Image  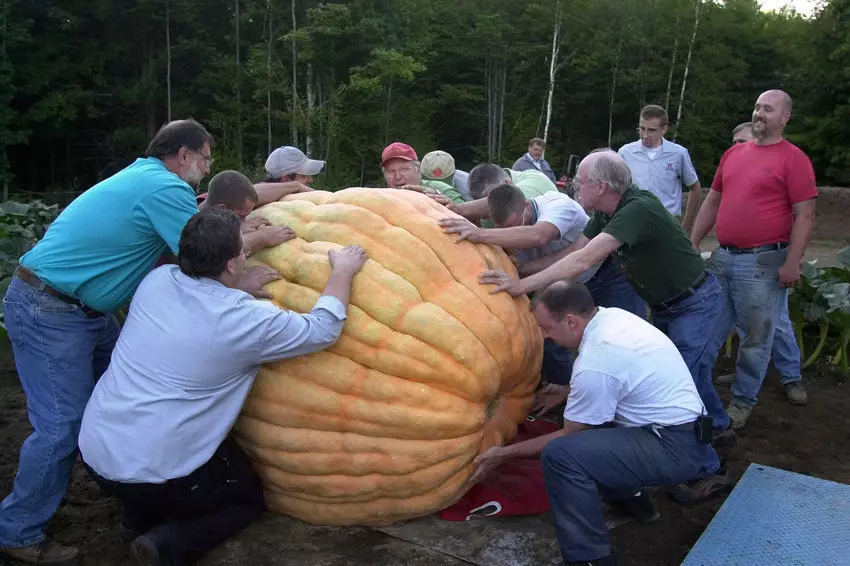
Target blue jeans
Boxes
[703,247,788,408]
[542,425,719,562]
[0,276,120,547]
[543,259,647,385]
[772,298,801,383]
[652,274,730,431]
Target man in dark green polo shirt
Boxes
[480,150,729,430]
[478,149,732,502]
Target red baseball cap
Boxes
[381,142,418,168]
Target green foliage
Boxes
[0,200,59,337]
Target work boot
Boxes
[0,538,79,565]
[712,425,737,448]
[782,381,808,406]
[611,490,660,523]
[714,373,735,386]
[667,461,734,505]
[726,402,752,429]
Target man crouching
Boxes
[78,209,367,565]
[470,281,723,566]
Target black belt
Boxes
[15,266,105,318]
[661,421,697,432]
[719,242,789,254]
[653,271,709,310]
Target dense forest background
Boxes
[1,0,848,203]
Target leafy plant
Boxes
[0,200,60,337]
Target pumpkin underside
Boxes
[234,188,543,526]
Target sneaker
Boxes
[565,555,616,566]
[129,535,161,566]
[783,381,808,406]
[712,426,738,448]
[667,463,734,505]
[0,538,80,565]
[726,402,752,429]
[715,373,735,386]
[611,490,660,523]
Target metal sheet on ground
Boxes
[683,463,850,566]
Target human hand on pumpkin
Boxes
[531,384,570,416]
[479,269,522,296]
[242,216,271,233]
[237,266,282,300]
[329,245,368,275]
[257,225,297,248]
[438,217,482,243]
[427,193,456,209]
[400,184,436,195]
[467,446,507,486]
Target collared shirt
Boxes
[618,139,699,216]
[564,307,705,427]
[511,154,557,183]
[516,192,600,283]
[19,157,199,312]
[79,265,347,483]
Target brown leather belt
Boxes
[15,266,105,318]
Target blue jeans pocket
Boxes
[755,248,787,268]
[34,292,81,314]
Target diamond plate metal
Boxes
[683,463,850,566]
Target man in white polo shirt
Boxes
[619,104,703,232]
[78,209,367,565]
[468,281,725,566]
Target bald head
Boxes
[753,90,793,141]
[577,149,632,195]
[759,89,793,113]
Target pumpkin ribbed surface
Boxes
[234,188,543,526]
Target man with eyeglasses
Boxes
[712,121,807,407]
[0,119,272,565]
[618,105,703,233]
[379,142,465,204]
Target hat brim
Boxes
[293,159,325,176]
[380,155,416,169]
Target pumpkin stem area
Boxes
[486,393,503,419]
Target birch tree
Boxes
[234,0,242,168]
[290,0,298,147]
[543,1,563,143]
[664,7,681,111]
[266,0,272,154]
[673,0,700,142]
[608,31,624,147]
[165,0,171,122]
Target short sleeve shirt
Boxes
[712,140,817,249]
[422,179,465,204]
[618,139,699,216]
[19,157,198,312]
[583,186,705,306]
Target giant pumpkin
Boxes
[234,188,543,526]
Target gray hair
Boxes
[582,148,632,195]
[468,163,512,199]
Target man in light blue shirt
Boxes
[79,209,367,565]
[618,105,703,232]
[0,120,265,565]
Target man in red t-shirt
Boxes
[690,90,817,430]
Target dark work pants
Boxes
[541,425,719,562]
[84,437,265,565]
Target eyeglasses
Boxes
[191,149,213,168]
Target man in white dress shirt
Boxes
[78,209,367,565]
[468,280,723,566]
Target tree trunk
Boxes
[673,0,700,142]
[543,1,562,144]
[664,9,681,111]
[290,0,298,147]
[267,0,273,154]
[608,32,624,148]
[145,43,156,140]
[306,64,315,155]
[486,55,506,162]
[166,0,172,122]
[235,0,243,168]
[383,80,392,145]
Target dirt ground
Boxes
[1,188,848,565]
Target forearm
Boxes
[254,182,308,206]
[321,267,358,307]
[242,230,267,257]
[681,186,702,234]
[785,203,816,266]
[453,198,489,222]
[500,421,588,459]
[515,248,596,295]
[475,226,551,249]
[690,192,720,246]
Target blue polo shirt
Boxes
[618,139,699,216]
[20,157,199,313]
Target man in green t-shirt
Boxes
[479,150,731,435]
[379,143,465,204]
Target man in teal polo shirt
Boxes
[0,119,281,564]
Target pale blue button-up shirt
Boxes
[79,265,347,484]
[618,139,699,216]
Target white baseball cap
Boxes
[421,150,456,181]
[265,146,325,178]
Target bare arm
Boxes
[451,198,489,222]
[689,188,722,250]
[506,233,622,296]
[681,182,702,235]
[442,220,560,249]
[778,199,816,287]
[254,181,312,206]
[518,235,590,276]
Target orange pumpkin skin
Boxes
[234,188,543,526]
